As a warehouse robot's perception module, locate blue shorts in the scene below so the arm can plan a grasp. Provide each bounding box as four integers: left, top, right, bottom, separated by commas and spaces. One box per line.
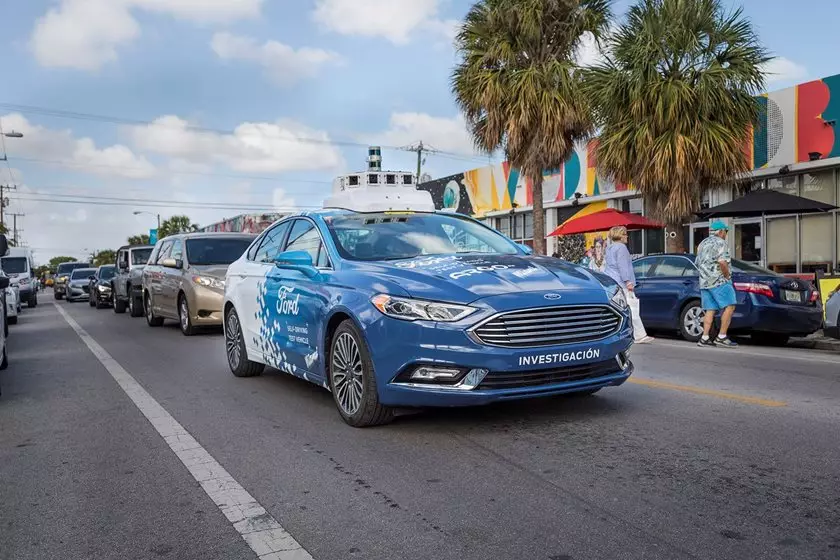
701, 283, 737, 311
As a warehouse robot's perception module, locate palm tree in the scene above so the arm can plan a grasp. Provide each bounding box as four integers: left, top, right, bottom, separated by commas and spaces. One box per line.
452, 0, 611, 255
158, 215, 199, 239
584, 0, 769, 252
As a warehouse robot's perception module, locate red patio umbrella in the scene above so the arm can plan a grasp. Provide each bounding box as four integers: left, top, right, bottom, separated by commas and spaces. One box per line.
548, 208, 663, 236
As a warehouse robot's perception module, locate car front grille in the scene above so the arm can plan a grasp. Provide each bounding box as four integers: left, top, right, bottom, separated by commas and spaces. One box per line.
470, 305, 622, 348
81, 285, 89, 293
478, 359, 621, 390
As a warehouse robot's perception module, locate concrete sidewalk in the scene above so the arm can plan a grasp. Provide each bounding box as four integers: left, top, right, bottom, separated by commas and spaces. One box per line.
789, 330, 840, 352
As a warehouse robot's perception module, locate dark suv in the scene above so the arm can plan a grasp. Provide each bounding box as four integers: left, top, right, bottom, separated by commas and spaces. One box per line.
54, 262, 92, 300
112, 245, 153, 316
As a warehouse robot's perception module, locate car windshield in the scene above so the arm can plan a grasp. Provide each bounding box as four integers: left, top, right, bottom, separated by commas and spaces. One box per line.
99, 266, 116, 280
131, 248, 153, 265
185, 238, 253, 265
730, 259, 779, 276
57, 263, 91, 275
71, 268, 96, 280
1, 257, 27, 274
325, 212, 518, 261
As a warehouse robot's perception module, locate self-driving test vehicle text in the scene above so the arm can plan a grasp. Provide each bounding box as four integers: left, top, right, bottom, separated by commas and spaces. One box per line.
224, 157, 635, 426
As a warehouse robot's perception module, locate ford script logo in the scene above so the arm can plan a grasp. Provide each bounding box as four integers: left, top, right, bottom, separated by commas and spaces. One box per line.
543, 293, 562, 300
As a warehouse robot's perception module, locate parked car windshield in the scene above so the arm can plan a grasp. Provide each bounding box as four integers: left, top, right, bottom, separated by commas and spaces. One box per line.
1, 257, 28, 274
71, 268, 96, 280
99, 266, 116, 280
57, 262, 91, 275
131, 248, 153, 265
185, 238, 254, 266
325, 212, 518, 261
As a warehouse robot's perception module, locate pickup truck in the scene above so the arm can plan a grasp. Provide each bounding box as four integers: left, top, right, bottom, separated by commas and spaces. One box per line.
113, 245, 153, 316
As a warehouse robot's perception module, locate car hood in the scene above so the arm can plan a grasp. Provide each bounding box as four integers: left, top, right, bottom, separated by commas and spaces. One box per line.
69, 279, 89, 286
348, 254, 610, 304
190, 264, 230, 278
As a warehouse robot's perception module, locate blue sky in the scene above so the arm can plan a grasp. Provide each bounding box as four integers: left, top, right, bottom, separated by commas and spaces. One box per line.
0, 0, 830, 262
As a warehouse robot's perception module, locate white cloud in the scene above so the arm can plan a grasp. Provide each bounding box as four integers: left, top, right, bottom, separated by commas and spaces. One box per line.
30, 0, 263, 70
1, 113, 156, 179
130, 115, 345, 174
313, 0, 450, 45
211, 32, 340, 87
370, 112, 478, 157
576, 32, 606, 68
762, 57, 809, 87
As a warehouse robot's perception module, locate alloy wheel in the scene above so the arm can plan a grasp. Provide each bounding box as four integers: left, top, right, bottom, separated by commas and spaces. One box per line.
684, 306, 704, 338
331, 332, 364, 416
180, 299, 189, 332
225, 311, 242, 370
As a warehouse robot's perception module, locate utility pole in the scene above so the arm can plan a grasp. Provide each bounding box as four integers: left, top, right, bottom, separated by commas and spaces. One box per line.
0, 184, 13, 231
399, 141, 439, 182
8, 212, 24, 245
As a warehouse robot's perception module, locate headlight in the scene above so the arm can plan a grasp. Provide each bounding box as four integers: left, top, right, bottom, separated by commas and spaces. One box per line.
192, 275, 225, 290
607, 285, 628, 310
97, 284, 110, 292
371, 294, 476, 322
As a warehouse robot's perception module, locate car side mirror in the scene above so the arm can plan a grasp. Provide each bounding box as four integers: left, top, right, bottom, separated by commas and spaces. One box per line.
0, 276, 9, 289
274, 250, 318, 278
0, 234, 7, 257
161, 258, 181, 269
517, 243, 533, 255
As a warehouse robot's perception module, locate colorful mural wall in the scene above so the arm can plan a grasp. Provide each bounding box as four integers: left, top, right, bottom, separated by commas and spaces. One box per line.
419, 141, 631, 218
747, 73, 840, 169
199, 213, 284, 234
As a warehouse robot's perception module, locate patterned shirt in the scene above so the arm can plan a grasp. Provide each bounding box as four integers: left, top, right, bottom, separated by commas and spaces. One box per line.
696, 235, 730, 289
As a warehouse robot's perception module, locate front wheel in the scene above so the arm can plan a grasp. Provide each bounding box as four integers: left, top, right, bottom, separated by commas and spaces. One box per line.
179, 295, 196, 336
329, 320, 393, 427
144, 293, 164, 327
7, 316, 16, 325
89, 295, 96, 307
0, 345, 7, 370
28, 295, 37, 308
225, 307, 263, 377
679, 301, 706, 342
54, 291, 63, 300
129, 293, 143, 317
113, 291, 126, 314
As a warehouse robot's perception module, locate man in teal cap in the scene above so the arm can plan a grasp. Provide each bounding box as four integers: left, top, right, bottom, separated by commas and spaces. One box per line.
695, 219, 738, 347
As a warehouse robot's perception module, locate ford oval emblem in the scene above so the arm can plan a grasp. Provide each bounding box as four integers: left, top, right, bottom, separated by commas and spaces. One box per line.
544, 293, 562, 300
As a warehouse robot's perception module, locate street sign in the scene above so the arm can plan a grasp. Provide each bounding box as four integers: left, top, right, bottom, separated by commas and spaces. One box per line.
149, 229, 158, 245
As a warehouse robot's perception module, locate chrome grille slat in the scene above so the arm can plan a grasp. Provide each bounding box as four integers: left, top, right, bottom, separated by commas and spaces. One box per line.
471, 305, 622, 348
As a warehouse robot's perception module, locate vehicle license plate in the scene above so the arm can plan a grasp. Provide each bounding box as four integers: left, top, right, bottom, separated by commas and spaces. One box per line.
784, 290, 802, 303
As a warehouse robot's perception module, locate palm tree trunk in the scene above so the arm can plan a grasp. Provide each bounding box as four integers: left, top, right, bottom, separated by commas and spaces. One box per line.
532, 174, 546, 255
667, 222, 686, 253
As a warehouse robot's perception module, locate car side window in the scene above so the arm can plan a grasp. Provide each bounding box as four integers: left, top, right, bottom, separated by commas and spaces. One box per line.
651, 257, 694, 277
633, 258, 654, 279
285, 220, 328, 267
170, 239, 184, 262
117, 250, 128, 269
254, 222, 292, 263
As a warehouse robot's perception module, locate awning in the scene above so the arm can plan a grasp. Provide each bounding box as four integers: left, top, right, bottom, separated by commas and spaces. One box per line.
548, 208, 664, 236
696, 189, 838, 219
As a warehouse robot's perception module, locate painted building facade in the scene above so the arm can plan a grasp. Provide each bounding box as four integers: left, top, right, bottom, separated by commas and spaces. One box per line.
199, 213, 286, 234
419, 74, 840, 276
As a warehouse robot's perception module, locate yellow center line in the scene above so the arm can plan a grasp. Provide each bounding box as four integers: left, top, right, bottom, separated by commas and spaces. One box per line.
628, 378, 787, 408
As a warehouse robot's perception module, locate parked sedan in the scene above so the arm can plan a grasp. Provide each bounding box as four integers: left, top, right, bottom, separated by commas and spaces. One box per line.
89, 264, 116, 309
143, 233, 256, 335
65, 268, 97, 302
632, 254, 823, 345
825, 287, 840, 340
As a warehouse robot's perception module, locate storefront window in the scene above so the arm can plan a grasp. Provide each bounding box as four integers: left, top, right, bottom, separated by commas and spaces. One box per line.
801, 171, 836, 205
767, 176, 798, 196
498, 216, 511, 237
800, 214, 833, 274
645, 228, 665, 255
627, 230, 643, 255
524, 213, 534, 239
767, 217, 796, 273
734, 222, 761, 263
692, 227, 709, 252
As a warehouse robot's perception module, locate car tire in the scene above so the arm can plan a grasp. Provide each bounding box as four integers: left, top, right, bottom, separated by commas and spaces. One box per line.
7, 316, 16, 325
95, 295, 107, 310
113, 291, 127, 314
55, 292, 63, 300
679, 300, 707, 342
3, 319, 7, 337
89, 295, 96, 307
751, 332, 790, 346
0, 346, 7, 370
328, 320, 393, 428
178, 294, 196, 336
144, 293, 164, 327
225, 307, 264, 377
129, 293, 144, 317
28, 295, 37, 308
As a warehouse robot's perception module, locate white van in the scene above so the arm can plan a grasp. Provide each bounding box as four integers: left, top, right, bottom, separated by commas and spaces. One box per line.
1, 247, 37, 308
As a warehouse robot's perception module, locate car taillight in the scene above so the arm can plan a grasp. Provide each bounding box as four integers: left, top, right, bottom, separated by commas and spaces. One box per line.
810, 290, 819, 303
733, 282, 774, 298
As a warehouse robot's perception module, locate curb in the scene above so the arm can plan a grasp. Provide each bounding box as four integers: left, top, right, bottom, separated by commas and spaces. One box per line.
788, 338, 840, 352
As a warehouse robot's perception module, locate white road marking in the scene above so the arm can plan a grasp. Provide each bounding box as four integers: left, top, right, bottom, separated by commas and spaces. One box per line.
54, 303, 314, 560
640, 338, 840, 366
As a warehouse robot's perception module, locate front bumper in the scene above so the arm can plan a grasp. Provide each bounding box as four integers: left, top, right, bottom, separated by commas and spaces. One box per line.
93, 286, 112, 302
17, 286, 33, 299
366, 307, 634, 408
189, 285, 224, 326
67, 285, 90, 299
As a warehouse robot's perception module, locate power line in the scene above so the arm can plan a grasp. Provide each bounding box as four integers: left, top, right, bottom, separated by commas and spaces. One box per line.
16, 189, 320, 207
9, 195, 313, 212
0, 102, 496, 163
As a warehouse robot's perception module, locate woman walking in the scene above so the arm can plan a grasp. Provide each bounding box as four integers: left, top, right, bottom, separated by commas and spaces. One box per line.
604, 226, 653, 344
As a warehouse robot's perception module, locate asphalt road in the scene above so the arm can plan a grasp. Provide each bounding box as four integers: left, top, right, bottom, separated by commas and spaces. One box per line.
1, 297, 839, 560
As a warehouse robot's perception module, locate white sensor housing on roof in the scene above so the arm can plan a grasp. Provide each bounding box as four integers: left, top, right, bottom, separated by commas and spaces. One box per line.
324, 147, 435, 213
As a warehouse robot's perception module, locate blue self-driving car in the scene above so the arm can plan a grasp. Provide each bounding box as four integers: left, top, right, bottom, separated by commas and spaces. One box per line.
224, 209, 634, 427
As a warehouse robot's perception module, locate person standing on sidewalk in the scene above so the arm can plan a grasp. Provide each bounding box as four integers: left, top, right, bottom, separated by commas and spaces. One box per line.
605, 226, 654, 344
695, 220, 738, 348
